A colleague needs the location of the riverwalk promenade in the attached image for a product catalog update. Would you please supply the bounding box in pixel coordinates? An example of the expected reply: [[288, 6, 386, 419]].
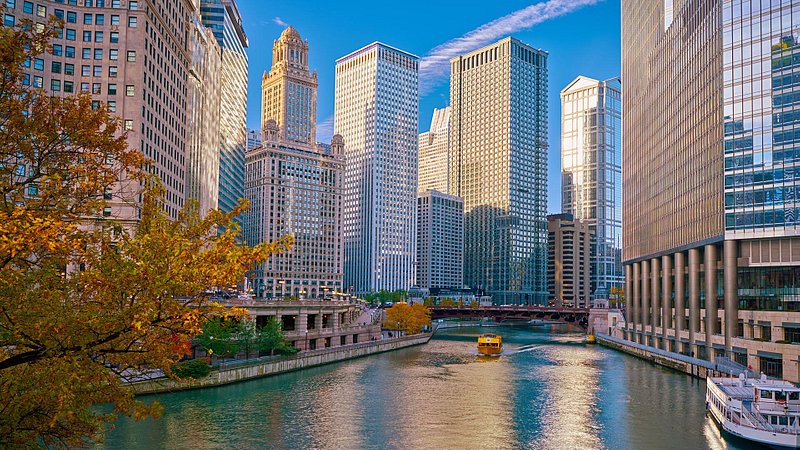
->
[[129, 332, 433, 395]]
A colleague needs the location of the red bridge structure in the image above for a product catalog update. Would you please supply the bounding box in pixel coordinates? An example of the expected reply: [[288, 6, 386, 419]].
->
[[428, 305, 592, 329]]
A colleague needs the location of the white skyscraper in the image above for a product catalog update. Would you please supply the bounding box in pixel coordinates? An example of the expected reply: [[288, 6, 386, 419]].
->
[[418, 107, 450, 194], [334, 42, 419, 294], [417, 190, 464, 289]]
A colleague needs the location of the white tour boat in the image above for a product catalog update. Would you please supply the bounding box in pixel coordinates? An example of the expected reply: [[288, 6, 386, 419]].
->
[[707, 374, 800, 449]]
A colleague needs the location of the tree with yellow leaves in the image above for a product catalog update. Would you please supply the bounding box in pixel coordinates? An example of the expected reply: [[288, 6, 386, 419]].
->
[[0, 19, 291, 447], [383, 303, 432, 335]]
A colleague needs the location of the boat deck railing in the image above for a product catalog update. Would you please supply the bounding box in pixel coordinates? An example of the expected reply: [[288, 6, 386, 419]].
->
[[740, 401, 776, 432]]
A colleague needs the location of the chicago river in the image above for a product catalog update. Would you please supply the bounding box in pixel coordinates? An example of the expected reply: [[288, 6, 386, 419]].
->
[[101, 326, 750, 449]]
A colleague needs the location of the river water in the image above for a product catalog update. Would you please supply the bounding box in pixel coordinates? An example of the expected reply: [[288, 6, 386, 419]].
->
[[101, 326, 756, 449]]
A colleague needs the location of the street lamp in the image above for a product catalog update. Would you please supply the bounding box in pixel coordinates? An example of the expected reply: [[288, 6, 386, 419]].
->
[[300, 289, 306, 301]]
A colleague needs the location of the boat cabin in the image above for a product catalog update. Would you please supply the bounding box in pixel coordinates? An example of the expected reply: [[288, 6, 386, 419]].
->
[[754, 383, 800, 414]]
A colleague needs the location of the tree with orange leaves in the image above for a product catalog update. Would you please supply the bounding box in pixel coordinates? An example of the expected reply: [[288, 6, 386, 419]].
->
[[384, 303, 432, 335], [0, 19, 291, 447]]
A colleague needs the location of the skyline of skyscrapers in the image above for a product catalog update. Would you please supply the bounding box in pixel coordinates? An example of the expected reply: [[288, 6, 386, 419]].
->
[[449, 37, 549, 305], [334, 42, 419, 294], [560, 76, 623, 300]]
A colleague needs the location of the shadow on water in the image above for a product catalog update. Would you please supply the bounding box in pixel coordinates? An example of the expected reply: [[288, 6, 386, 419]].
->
[[99, 325, 756, 449]]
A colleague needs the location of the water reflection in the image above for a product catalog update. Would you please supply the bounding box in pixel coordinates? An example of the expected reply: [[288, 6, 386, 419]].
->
[[101, 326, 754, 449]]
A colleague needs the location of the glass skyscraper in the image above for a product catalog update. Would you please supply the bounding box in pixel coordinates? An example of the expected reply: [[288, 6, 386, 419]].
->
[[621, 0, 800, 381], [449, 37, 548, 305], [560, 76, 623, 300], [334, 43, 419, 294], [200, 0, 248, 217]]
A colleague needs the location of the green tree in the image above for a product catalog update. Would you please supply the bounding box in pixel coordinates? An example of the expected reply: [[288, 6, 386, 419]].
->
[[0, 19, 292, 447], [255, 317, 296, 356], [194, 318, 242, 359]]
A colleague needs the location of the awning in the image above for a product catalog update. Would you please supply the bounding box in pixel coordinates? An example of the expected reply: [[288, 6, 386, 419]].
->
[[783, 322, 800, 329], [757, 350, 783, 359]]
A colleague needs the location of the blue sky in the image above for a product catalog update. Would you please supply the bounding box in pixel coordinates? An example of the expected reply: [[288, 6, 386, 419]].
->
[[236, 0, 620, 213]]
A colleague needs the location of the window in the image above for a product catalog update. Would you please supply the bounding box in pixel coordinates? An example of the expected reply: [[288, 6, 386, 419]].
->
[[125, 85, 133, 96], [28, 185, 38, 196], [83, 13, 91, 25], [126, 50, 135, 62], [64, 63, 74, 75], [107, 83, 116, 95], [63, 81, 73, 92], [81, 48, 90, 59], [21, 74, 29, 85], [6, 0, 15, 8], [108, 66, 117, 77], [54, 27, 62, 38], [110, 14, 119, 25], [66, 11, 75, 23], [94, 14, 103, 25], [34, 22, 44, 33], [129, 1, 138, 9], [33, 58, 43, 70], [52, 44, 62, 56], [110, 31, 118, 43], [51, 61, 61, 73], [22, 58, 29, 68], [94, 31, 103, 42], [127, 16, 136, 27], [124, 119, 133, 130], [91, 100, 100, 111], [93, 48, 102, 60], [54, 9, 63, 19], [109, 49, 118, 60], [3, 14, 14, 26], [81, 64, 89, 76], [107, 100, 115, 112], [66, 29, 75, 40], [32, 75, 42, 88], [50, 79, 61, 91], [22, 1, 32, 14], [91, 82, 100, 94], [35, 4, 44, 17], [80, 82, 89, 92], [785, 326, 800, 344], [92, 65, 101, 76], [111, 0, 120, 7], [65, 46, 75, 58], [102, 207, 112, 217], [82, 30, 91, 42], [96, 0, 104, 6]]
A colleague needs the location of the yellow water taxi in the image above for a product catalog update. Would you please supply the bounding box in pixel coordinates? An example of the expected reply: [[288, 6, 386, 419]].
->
[[477, 334, 503, 356]]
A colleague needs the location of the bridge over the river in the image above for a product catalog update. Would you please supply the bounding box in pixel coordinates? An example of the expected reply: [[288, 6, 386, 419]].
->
[[428, 305, 592, 329]]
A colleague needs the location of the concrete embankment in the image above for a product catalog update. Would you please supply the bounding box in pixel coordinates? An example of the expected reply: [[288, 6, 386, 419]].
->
[[131, 333, 432, 395], [597, 333, 735, 379]]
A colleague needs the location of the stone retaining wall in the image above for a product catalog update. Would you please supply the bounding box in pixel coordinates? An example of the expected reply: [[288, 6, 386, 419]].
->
[[130, 334, 432, 395], [597, 334, 731, 379]]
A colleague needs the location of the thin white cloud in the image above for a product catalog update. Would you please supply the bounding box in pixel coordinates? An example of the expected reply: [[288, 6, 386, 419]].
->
[[419, 0, 601, 93], [273, 16, 289, 27], [316, 116, 334, 143]]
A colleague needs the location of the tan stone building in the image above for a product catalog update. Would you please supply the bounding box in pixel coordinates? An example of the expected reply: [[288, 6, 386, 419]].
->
[[244, 27, 344, 300], [547, 214, 593, 308], [418, 107, 450, 195], [8, 0, 227, 221]]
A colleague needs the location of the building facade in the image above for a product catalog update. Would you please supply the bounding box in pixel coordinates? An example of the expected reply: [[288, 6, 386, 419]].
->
[[6, 0, 217, 221], [244, 27, 344, 300], [547, 214, 593, 308], [622, 0, 800, 381], [417, 190, 464, 290], [186, 14, 222, 217], [418, 107, 450, 194], [560, 76, 623, 299], [200, 0, 248, 217], [449, 37, 549, 305], [261, 26, 317, 146], [246, 128, 261, 150], [334, 42, 419, 294]]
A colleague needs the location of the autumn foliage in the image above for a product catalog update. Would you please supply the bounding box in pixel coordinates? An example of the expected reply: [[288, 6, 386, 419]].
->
[[0, 20, 290, 447], [383, 303, 432, 335]]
